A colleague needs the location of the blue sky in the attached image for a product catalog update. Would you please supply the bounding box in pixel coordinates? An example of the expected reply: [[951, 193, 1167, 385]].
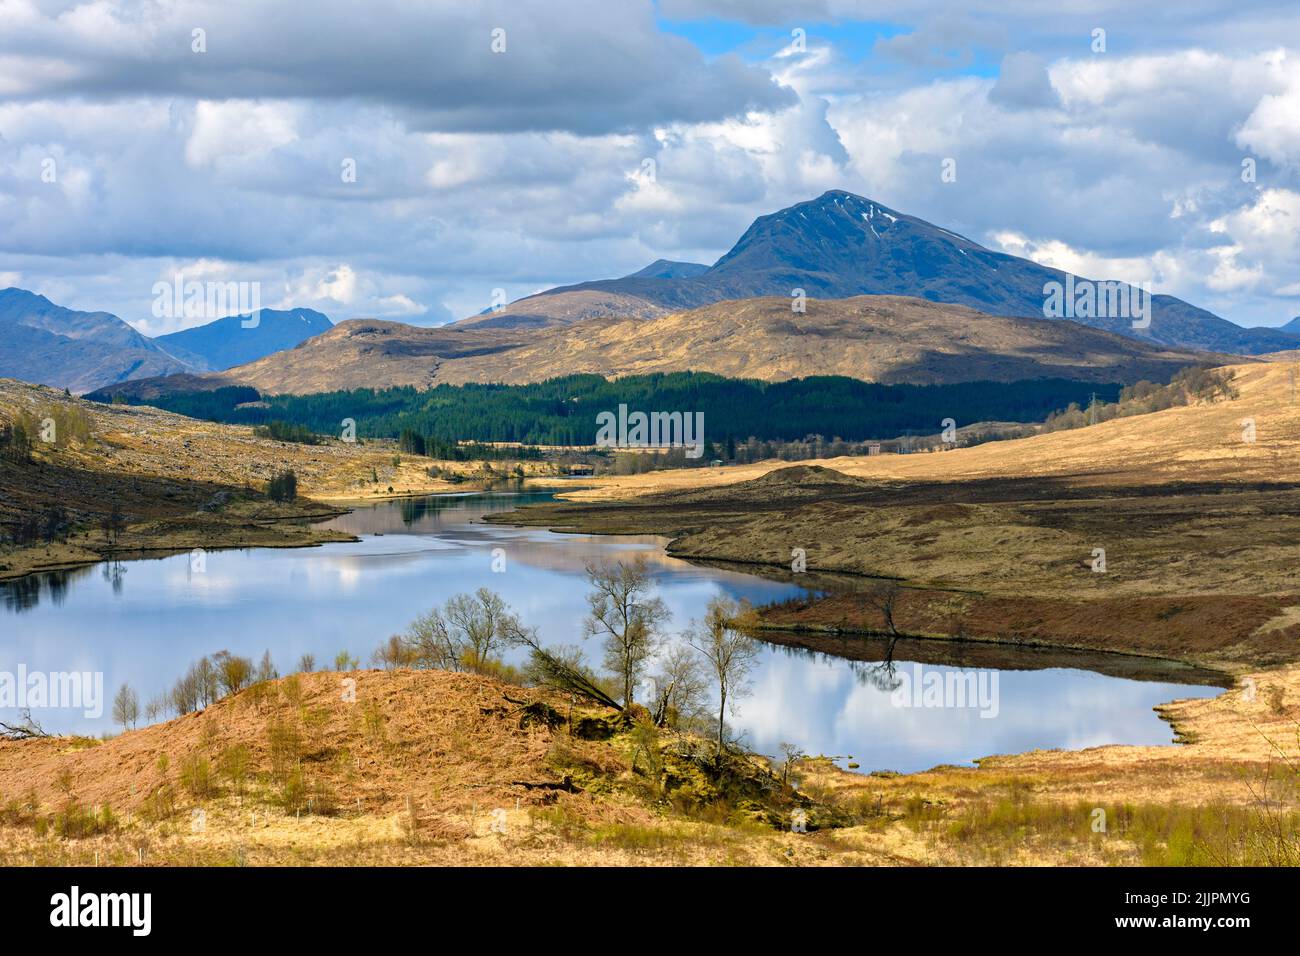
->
[[0, 0, 1297, 331], [660, 16, 920, 65]]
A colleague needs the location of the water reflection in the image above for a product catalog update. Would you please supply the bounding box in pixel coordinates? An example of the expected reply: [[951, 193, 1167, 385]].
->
[[2, 491, 1222, 771], [1, 566, 91, 612]]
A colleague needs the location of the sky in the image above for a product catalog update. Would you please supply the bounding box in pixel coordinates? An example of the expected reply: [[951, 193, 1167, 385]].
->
[[1, 0, 1298, 334]]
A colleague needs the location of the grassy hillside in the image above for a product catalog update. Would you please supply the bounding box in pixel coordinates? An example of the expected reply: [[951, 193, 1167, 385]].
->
[[97, 294, 1233, 399], [0, 378, 552, 581], [1, 667, 1295, 866]]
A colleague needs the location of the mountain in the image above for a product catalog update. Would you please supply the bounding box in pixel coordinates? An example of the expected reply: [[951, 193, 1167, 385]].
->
[[624, 259, 710, 280], [428, 296, 1232, 387], [1280, 317, 1300, 334], [457, 289, 666, 331], [155, 308, 333, 371], [0, 288, 191, 394], [0, 289, 337, 392], [465, 190, 1295, 355], [96, 294, 1234, 399]]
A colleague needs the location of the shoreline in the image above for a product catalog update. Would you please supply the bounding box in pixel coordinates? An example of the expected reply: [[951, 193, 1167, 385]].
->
[[7, 479, 1261, 683], [0, 500, 356, 584], [484, 480, 1300, 675]]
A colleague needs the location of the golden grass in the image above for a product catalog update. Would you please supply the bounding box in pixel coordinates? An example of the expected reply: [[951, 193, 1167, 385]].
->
[[0, 666, 1296, 866]]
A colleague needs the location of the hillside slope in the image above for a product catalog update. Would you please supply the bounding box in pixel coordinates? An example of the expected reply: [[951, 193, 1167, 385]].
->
[[1, 666, 1295, 866], [560, 358, 1300, 499], [0, 378, 477, 581], [432, 295, 1231, 387], [99, 295, 1233, 398]]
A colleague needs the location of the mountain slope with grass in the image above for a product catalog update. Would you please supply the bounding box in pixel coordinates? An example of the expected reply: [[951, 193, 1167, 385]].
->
[[461, 191, 1295, 355], [95, 295, 1235, 399], [0, 377, 492, 582], [426, 295, 1234, 387]]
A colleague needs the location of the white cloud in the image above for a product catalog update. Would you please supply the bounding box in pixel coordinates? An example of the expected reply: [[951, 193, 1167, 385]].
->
[[185, 101, 300, 168], [1237, 52, 1300, 169]]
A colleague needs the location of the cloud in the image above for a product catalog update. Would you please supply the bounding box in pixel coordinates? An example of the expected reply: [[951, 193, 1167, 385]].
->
[[1237, 52, 1300, 170], [874, 17, 1007, 70], [0, 0, 795, 135], [1207, 188, 1300, 296], [989, 52, 1060, 109], [184, 101, 300, 168]]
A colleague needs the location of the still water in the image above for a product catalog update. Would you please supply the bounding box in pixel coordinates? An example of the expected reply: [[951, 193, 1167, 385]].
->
[[1, 491, 1223, 772]]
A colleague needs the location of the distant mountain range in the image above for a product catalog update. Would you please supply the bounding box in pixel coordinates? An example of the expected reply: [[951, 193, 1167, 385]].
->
[[0, 288, 331, 392], [93, 295, 1236, 401], [8, 189, 1300, 397], [0, 289, 190, 394], [460, 190, 1297, 356], [155, 308, 333, 372]]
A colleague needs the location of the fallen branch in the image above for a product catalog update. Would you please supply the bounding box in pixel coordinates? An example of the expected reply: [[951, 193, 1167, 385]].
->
[[0, 708, 50, 739]]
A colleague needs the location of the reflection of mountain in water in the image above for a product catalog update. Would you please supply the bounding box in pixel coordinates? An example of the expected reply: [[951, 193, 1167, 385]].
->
[[329, 491, 553, 535], [395, 485, 528, 526], [321, 492, 686, 578]]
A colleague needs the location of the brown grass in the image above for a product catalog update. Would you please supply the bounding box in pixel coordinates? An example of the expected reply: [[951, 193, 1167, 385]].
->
[[0, 665, 1297, 866]]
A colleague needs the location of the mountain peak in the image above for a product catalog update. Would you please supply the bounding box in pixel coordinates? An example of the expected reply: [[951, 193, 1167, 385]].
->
[[624, 259, 710, 280], [708, 188, 980, 280], [156, 307, 334, 371]]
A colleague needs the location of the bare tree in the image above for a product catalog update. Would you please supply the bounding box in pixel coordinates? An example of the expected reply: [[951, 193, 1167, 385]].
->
[[777, 741, 806, 789], [371, 634, 418, 669], [144, 693, 169, 724], [688, 596, 760, 760], [583, 558, 669, 708], [650, 643, 707, 729], [503, 621, 623, 711], [170, 670, 198, 715], [194, 656, 219, 707], [254, 650, 278, 683], [861, 581, 906, 691], [399, 589, 523, 673], [864, 580, 903, 638], [401, 606, 458, 669], [100, 500, 126, 549], [111, 682, 139, 730], [445, 588, 513, 671]]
